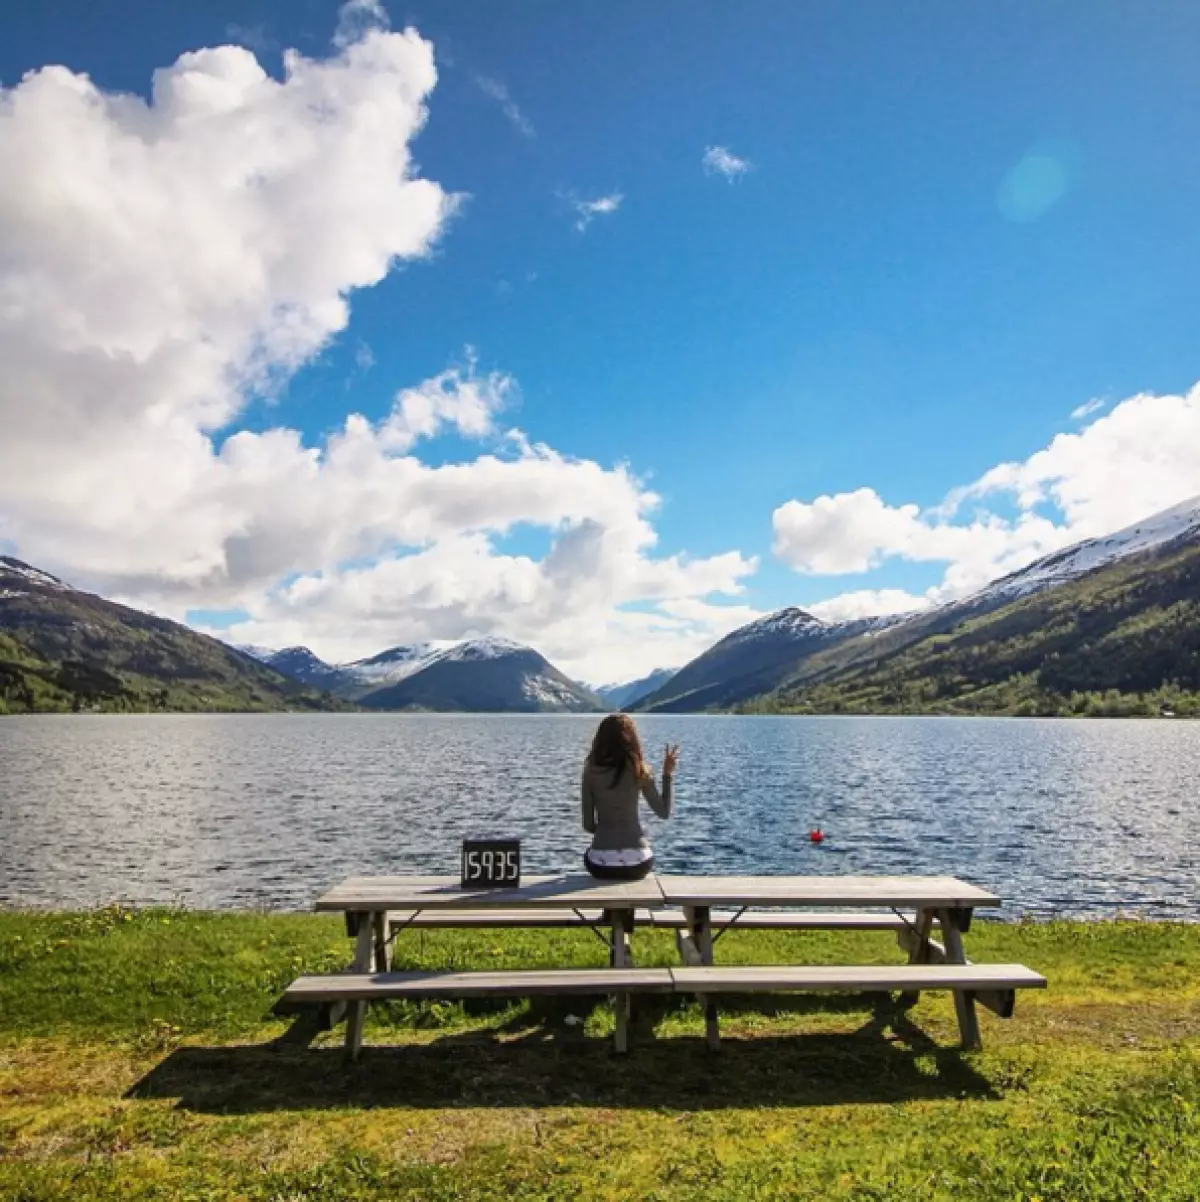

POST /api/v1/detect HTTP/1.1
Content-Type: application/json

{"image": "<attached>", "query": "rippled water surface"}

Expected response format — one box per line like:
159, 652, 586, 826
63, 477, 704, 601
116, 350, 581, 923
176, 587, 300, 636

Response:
2, 713, 1198, 917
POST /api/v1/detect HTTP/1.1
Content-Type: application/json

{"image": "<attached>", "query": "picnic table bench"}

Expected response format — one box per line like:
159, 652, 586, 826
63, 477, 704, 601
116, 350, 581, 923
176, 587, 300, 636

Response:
284, 872, 1045, 1061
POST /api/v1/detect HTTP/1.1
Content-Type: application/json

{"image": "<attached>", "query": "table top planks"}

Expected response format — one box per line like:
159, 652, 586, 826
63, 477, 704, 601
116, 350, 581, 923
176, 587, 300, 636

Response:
656, 874, 1001, 909
316, 872, 1000, 913
315, 873, 666, 911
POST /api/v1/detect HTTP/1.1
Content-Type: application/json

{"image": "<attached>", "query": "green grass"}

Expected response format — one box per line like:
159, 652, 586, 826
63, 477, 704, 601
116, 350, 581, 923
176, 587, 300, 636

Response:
2, 909, 1199, 1199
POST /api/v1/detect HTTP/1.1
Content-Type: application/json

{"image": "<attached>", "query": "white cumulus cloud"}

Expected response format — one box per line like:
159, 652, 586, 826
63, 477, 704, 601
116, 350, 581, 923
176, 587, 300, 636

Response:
806, 590, 928, 623
215, 519, 757, 680
567, 191, 623, 232
703, 145, 751, 180
0, 13, 757, 681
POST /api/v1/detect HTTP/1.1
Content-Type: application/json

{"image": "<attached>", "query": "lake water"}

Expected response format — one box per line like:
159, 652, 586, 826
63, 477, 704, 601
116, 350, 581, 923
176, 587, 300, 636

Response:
1, 713, 1197, 918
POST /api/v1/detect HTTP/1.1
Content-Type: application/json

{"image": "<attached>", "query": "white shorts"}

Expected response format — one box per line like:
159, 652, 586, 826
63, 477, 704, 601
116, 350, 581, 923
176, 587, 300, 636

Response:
584, 847, 654, 868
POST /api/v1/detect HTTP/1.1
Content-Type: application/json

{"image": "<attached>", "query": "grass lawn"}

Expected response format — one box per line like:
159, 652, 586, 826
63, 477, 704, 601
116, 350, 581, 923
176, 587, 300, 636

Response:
1, 908, 1198, 1200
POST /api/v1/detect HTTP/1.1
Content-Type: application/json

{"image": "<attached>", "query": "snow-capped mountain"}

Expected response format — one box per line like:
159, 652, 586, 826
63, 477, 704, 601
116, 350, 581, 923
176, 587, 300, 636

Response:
422, 636, 529, 663
233, 643, 277, 661
357, 638, 602, 713
963, 494, 1200, 610
234, 495, 1200, 715
342, 643, 437, 687
242, 641, 439, 694
0, 556, 70, 599
763, 495, 1200, 714
635, 606, 847, 712
239, 635, 602, 712
255, 646, 349, 691
640, 494, 1200, 713
595, 668, 678, 710
723, 607, 825, 644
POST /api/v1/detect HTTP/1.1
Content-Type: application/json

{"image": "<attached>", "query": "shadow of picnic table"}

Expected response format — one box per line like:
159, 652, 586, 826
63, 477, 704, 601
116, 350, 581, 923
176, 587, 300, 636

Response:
128, 999, 997, 1114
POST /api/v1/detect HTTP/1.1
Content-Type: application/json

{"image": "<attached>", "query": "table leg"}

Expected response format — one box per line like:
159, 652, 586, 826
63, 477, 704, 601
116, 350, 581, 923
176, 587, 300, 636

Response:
897, 907, 934, 1009
675, 906, 702, 966
611, 908, 629, 1054
690, 905, 719, 1050
344, 911, 375, 1064
372, 911, 391, 972
936, 907, 981, 1051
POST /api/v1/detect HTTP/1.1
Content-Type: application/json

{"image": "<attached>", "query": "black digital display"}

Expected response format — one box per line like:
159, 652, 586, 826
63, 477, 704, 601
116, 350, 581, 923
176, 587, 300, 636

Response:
460, 839, 520, 888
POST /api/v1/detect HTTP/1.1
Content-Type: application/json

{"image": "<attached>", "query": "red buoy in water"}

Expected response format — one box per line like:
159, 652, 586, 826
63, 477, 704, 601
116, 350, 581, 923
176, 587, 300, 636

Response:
809, 829, 825, 844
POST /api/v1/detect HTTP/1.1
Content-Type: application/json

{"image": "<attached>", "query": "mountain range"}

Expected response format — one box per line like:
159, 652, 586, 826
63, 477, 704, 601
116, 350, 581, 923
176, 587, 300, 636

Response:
594, 668, 678, 710
635, 495, 1200, 717
4, 494, 1199, 716
0, 557, 340, 713
247, 638, 602, 713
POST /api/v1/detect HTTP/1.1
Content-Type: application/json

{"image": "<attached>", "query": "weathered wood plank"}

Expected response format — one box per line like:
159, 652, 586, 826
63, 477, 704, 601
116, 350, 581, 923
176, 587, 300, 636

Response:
321, 874, 998, 915
896, 907, 935, 1010
285, 968, 675, 1003
611, 912, 629, 1053
937, 907, 982, 1050
385, 907, 942, 932
668, 964, 1046, 992
317, 874, 666, 912
389, 908, 611, 929
674, 931, 703, 966
695, 906, 720, 1050
372, 912, 390, 973
651, 909, 942, 931
295, 964, 1044, 1004
658, 875, 1000, 909
343, 918, 374, 1064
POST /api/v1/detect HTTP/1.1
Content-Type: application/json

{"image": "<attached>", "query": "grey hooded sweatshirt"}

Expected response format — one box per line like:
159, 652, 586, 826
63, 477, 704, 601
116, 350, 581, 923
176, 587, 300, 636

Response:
581, 758, 673, 852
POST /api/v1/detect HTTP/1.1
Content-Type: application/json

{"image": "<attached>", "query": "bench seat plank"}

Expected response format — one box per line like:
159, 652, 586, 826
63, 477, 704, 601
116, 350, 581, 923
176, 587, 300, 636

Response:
284, 968, 674, 1003
284, 963, 1044, 1005
649, 909, 940, 931
384, 908, 943, 931
670, 963, 1046, 993
389, 908, 610, 928
658, 875, 1000, 909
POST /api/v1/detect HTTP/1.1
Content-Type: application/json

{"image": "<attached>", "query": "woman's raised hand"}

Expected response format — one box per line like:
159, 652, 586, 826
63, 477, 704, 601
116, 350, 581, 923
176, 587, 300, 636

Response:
663, 742, 680, 776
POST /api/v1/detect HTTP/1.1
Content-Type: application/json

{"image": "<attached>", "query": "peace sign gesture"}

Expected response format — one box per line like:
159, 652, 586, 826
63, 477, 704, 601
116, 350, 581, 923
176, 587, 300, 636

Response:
663, 742, 680, 776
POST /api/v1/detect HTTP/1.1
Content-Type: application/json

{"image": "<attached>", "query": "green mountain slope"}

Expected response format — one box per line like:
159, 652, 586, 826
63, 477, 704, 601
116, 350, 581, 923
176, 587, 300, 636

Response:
754, 543, 1200, 717
0, 558, 345, 714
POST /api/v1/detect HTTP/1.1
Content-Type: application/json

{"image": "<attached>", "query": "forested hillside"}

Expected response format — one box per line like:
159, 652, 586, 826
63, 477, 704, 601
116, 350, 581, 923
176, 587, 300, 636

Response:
0, 559, 344, 714
749, 543, 1200, 717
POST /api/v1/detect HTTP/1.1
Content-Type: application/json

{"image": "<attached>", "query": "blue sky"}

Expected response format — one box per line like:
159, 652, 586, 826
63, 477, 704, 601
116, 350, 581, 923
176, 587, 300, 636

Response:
3, 1, 1200, 679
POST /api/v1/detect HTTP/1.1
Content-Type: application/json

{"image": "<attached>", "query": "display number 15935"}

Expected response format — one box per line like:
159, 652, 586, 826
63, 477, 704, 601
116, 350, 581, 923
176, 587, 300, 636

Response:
460, 840, 520, 887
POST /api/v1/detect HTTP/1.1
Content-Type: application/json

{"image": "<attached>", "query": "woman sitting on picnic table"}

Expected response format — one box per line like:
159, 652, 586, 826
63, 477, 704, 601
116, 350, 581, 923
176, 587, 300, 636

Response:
581, 713, 679, 881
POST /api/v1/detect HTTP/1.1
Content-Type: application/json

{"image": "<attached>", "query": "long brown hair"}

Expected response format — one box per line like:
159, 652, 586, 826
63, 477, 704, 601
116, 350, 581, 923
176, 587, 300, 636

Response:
588, 713, 647, 784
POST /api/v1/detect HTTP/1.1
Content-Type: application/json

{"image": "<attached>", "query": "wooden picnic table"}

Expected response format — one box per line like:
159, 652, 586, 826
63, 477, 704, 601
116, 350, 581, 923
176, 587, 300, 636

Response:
316, 873, 663, 965
297, 870, 1042, 1060
314, 874, 665, 1055
655, 874, 1003, 1050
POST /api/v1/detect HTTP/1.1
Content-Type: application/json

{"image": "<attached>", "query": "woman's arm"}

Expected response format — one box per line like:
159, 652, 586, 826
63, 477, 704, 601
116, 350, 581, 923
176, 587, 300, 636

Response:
581, 763, 597, 833
640, 772, 672, 819
640, 744, 679, 820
